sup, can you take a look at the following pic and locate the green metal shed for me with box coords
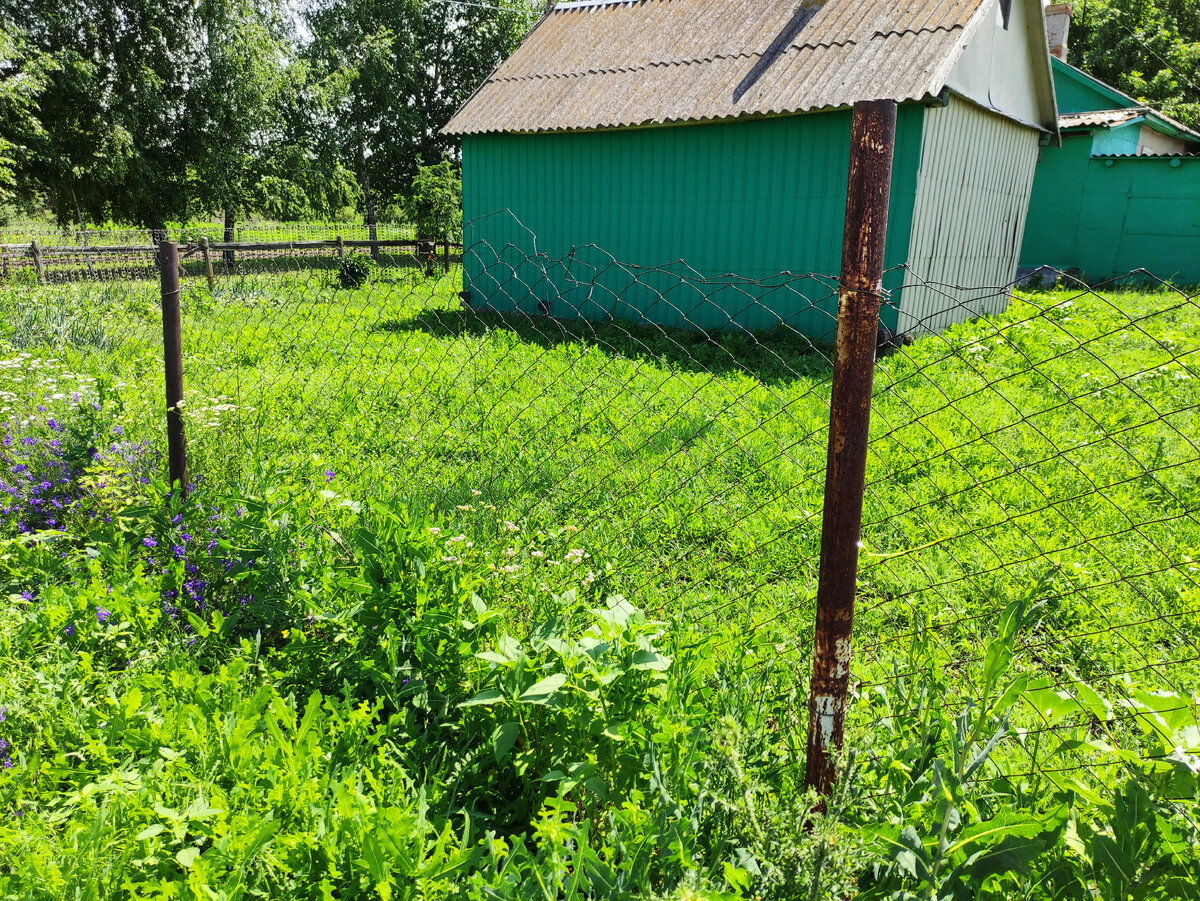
[1020,56,1200,285]
[443,0,1060,340]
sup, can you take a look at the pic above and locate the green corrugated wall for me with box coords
[462,106,925,340]
[1021,144,1200,284]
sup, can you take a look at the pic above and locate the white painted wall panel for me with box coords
[946,0,1055,130]
[900,97,1040,334]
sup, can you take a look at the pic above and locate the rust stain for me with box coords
[804,99,897,798]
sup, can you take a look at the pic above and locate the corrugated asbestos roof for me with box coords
[1059,109,1145,129]
[443,0,992,135]
[1060,107,1200,143]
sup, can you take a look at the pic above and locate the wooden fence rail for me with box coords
[0,237,464,284]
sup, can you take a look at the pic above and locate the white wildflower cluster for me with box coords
[187,395,243,429]
[0,354,103,418]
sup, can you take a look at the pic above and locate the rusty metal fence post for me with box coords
[159,241,189,498]
[804,99,897,796]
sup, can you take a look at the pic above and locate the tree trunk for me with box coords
[223,207,236,270]
[362,168,380,264]
[71,187,93,274]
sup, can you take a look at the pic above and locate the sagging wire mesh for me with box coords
[1,214,1197,818]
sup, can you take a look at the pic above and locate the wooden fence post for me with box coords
[336,235,345,259]
[201,238,216,289]
[30,240,45,285]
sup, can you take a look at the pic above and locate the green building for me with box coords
[444,0,1059,340]
[1020,55,1200,285]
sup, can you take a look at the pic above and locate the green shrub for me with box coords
[336,251,376,289]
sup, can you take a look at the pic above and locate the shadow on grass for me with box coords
[373,304,835,385]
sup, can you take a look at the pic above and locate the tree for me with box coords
[1070,0,1200,130]
[302,0,539,241]
[183,0,292,254]
[0,18,53,206]
[1,0,205,228]
[408,158,461,242]
[249,66,362,222]
[0,0,300,230]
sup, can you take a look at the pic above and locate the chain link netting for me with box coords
[1,216,1197,807]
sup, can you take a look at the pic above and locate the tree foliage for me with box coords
[0,0,207,227]
[0,0,538,226]
[1070,0,1200,130]
[183,0,293,226]
[301,0,539,223]
[0,18,53,206]
[408,159,462,242]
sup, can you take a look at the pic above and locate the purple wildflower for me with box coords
[64,624,74,637]
[96,607,111,625]
[325,470,335,483]
[143,536,157,548]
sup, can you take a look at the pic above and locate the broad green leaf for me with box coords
[518,673,568,705]
[631,649,671,671]
[297,692,323,742]
[175,847,201,869]
[475,651,511,665]
[530,617,566,646]
[363,831,392,899]
[947,809,1047,857]
[184,798,223,819]
[458,689,505,707]
[594,596,639,625]
[583,776,607,800]
[1071,680,1114,722]
[136,824,166,840]
[122,688,143,718]
[493,722,520,763]
[1064,811,1092,864]
[1091,833,1135,893]
[1023,685,1086,721]
[497,635,524,661]
[600,722,630,741]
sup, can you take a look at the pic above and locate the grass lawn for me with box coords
[4,267,1198,693]
[0,265,1196,897]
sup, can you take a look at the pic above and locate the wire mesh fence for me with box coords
[1,215,1197,823]
[0,221,435,284]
